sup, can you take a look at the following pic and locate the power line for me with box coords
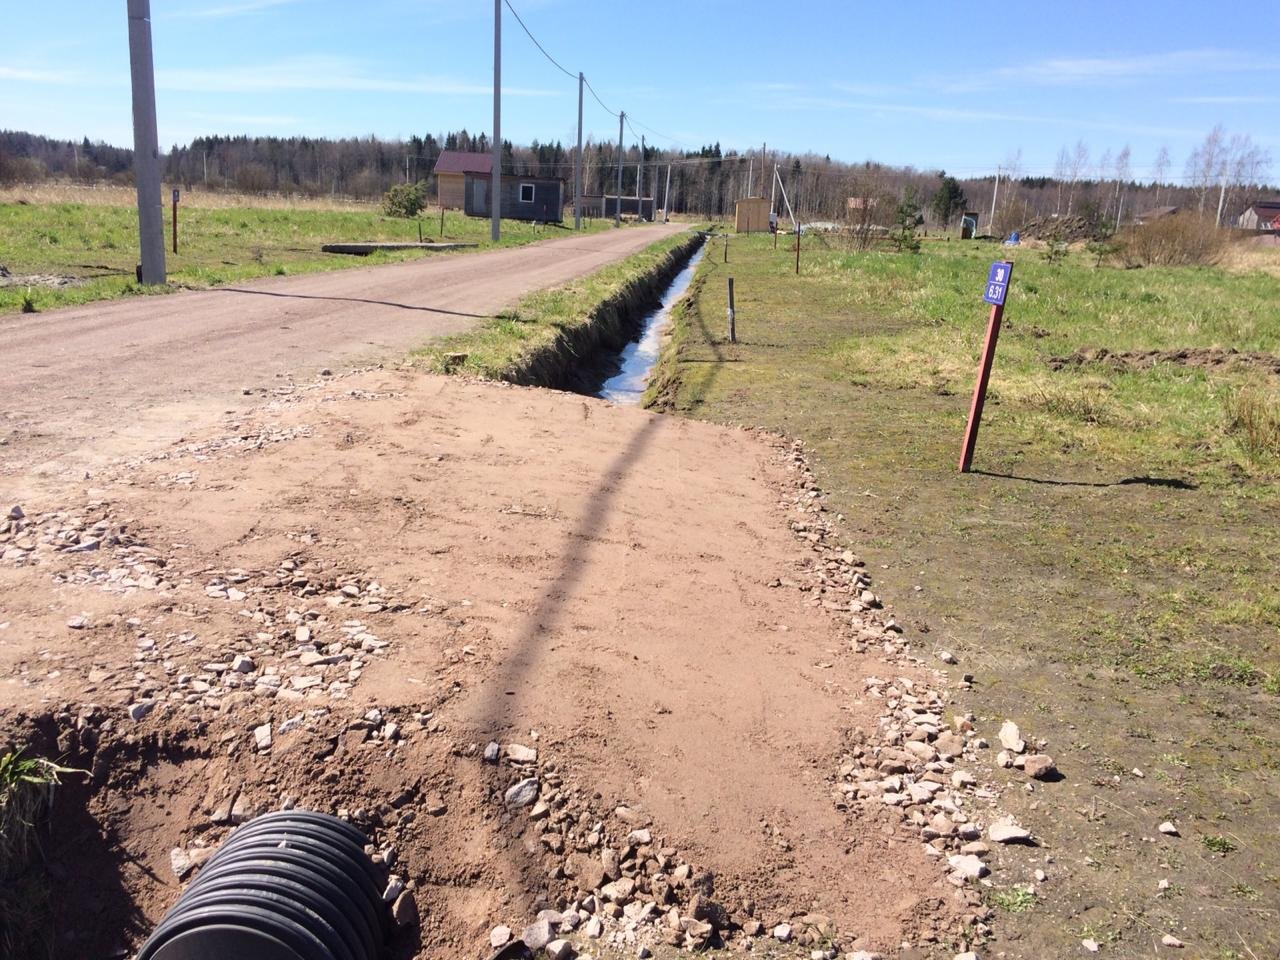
[629,117,686,148]
[582,75,616,118]
[502,0,575,80]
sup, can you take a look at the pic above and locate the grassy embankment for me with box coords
[649,231,1280,957]
[414,228,698,383]
[0,183,615,314]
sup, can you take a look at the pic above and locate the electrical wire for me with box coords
[582,76,617,119]
[629,118,687,148]
[502,0,576,80]
[504,0,688,139]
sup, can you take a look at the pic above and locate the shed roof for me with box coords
[1245,200,1280,211]
[434,151,493,175]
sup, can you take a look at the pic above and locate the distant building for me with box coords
[1134,205,1179,224]
[846,197,878,211]
[735,197,770,233]
[602,196,655,221]
[1238,201,1280,231]
[433,151,493,210]
[463,172,564,223]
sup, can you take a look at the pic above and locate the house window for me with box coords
[519,183,535,203]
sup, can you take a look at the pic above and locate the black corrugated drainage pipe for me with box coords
[135,810,388,960]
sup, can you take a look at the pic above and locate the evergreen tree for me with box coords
[930,173,967,226]
[890,188,923,253]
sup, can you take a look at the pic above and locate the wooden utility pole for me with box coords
[126,0,165,285]
[574,72,584,230]
[490,0,502,243]
[615,112,624,227]
[663,163,672,221]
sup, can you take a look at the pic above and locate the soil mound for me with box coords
[1049,345,1280,376]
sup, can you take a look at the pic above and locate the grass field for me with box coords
[0,182,616,314]
[651,230,1280,957]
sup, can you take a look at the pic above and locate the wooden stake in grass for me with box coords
[440,205,445,239]
[795,225,801,275]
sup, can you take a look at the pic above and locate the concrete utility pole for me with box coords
[988,167,1000,233]
[615,112,624,227]
[126,0,165,285]
[747,156,753,198]
[637,135,645,215]
[490,0,502,243]
[574,72,584,230]
[663,163,672,221]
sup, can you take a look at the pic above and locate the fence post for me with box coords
[728,277,736,344]
[795,225,800,275]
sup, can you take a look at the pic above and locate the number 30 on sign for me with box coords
[984,261,1010,306]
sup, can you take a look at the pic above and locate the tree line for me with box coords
[1,126,1272,232]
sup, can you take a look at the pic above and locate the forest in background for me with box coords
[1,126,1273,234]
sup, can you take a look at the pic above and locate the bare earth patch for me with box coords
[0,371,1030,959]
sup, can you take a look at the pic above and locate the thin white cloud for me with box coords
[946,49,1277,92]
[0,65,80,84]
[1171,94,1280,105]
[184,111,303,126]
[156,56,558,97]
[731,88,1200,140]
[169,0,300,18]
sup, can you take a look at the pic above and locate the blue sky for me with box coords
[2,0,1276,179]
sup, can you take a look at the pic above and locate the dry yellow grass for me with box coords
[0,181,378,212]
[1221,239,1280,277]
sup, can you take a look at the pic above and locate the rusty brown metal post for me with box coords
[959,300,1007,472]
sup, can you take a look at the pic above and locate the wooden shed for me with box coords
[464,172,564,223]
[434,151,493,210]
[735,197,770,233]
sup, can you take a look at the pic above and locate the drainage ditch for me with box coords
[596,240,706,405]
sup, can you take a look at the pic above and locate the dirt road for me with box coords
[0,222,685,485]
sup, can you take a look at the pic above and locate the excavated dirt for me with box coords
[1049,345,1280,376]
[0,370,1002,959]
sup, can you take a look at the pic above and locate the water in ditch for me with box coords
[597,241,706,404]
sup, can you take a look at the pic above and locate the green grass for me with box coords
[650,231,1280,956]
[413,229,697,380]
[0,199,615,314]
[1,751,79,959]
[991,886,1038,913]
[1202,834,1237,854]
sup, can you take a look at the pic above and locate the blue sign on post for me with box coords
[983,261,1012,306]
